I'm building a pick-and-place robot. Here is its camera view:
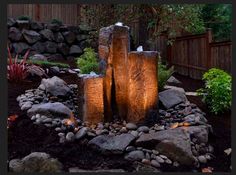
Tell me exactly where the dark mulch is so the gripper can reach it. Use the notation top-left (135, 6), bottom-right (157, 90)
top-left (8, 72), bottom-right (231, 172)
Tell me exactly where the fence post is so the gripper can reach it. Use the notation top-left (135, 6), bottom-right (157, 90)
top-left (206, 28), bottom-right (212, 69)
top-left (35, 4), bottom-right (40, 21)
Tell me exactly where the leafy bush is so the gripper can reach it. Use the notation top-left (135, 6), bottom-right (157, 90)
top-left (197, 68), bottom-right (232, 114)
top-left (7, 46), bottom-right (30, 83)
top-left (17, 15), bottom-right (31, 21)
top-left (27, 59), bottom-right (69, 68)
top-left (76, 47), bottom-right (99, 74)
top-left (158, 62), bottom-right (174, 90)
top-left (51, 18), bottom-right (63, 25)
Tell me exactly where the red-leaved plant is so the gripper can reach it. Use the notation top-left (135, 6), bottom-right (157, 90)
top-left (7, 46), bottom-right (30, 82)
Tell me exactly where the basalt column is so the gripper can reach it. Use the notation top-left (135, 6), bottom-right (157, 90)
top-left (127, 51), bottom-right (158, 123)
top-left (98, 25), bottom-right (130, 121)
top-left (81, 76), bottom-right (104, 124)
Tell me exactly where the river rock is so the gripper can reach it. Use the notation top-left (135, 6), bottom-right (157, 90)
top-left (22, 29), bottom-right (41, 44)
top-left (125, 150), bottom-right (145, 161)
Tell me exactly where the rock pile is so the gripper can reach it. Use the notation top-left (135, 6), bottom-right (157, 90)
top-left (7, 18), bottom-right (98, 61)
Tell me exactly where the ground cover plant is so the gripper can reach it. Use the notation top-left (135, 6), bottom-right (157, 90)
top-left (197, 68), bottom-right (232, 114)
top-left (158, 62), bottom-right (174, 90)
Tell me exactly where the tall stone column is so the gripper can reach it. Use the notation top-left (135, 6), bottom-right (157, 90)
top-left (127, 51), bottom-right (158, 123)
top-left (98, 25), bottom-right (130, 121)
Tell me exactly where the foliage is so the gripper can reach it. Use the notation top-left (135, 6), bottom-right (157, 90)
top-left (7, 46), bottom-right (30, 83)
top-left (51, 18), bottom-right (63, 25)
top-left (201, 4), bottom-right (232, 41)
top-left (27, 59), bottom-right (69, 68)
top-left (197, 68), bottom-right (232, 114)
top-left (158, 62), bottom-right (174, 90)
top-left (76, 47), bottom-right (99, 74)
top-left (17, 15), bottom-right (31, 21)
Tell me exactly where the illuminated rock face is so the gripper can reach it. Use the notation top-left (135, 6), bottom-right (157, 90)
top-left (98, 25), bottom-right (158, 123)
top-left (127, 51), bottom-right (158, 123)
top-left (82, 76), bottom-right (104, 124)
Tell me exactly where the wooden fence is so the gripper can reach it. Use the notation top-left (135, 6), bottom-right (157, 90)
top-left (158, 29), bottom-right (232, 79)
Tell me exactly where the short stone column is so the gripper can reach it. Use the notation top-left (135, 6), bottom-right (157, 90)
top-left (127, 51), bottom-right (158, 123)
top-left (81, 76), bottom-right (104, 124)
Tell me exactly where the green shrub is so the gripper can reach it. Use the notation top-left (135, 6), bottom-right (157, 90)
top-left (197, 68), bottom-right (232, 114)
top-left (17, 15), bottom-right (31, 21)
top-left (158, 62), bottom-right (174, 90)
top-left (76, 47), bottom-right (99, 74)
top-left (27, 59), bottom-right (69, 68)
top-left (51, 18), bottom-right (63, 25)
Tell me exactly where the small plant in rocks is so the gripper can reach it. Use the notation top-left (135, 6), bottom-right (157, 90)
top-left (76, 47), bottom-right (99, 74)
top-left (51, 18), bottom-right (63, 26)
top-left (7, 46), bottom-right (30, 83)
top-left (158, 62), bottom-right (174, 90)
top-left (17, 15), bottom-right (31, 21)
top-left (197, 68), bottom-right (232, 114)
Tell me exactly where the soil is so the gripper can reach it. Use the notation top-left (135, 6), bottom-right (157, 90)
top-left (8, 72), bottom-right (231, 172)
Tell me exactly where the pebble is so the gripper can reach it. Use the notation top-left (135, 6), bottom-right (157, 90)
top-left (126, 123), bottom-right (137, 130)
top-left (75, 127), bottom-right (88, 140)
top-left (151, 160), bottom-right (161, 168)
top-left (141, 159), bottom-right (151, 165)
top-left (21, 102), bottom-right (32, 110)
top-left (66, 132), bottom-right (75, 142)
top-left (137, 126), bottom-right (149, 133)
top-left (120, 127), bottom-right (128, 133)
top-left (35, 114), bottom-right (41, 119)
top-left (155, 156), bottom-right (165, 163)
top-left (198, 155), bottom-right (207, 163)
top-left (173, 161), bottom-right (180, 167)
top-left (152, 150), bottom-right (159, 155)
top-left (58, 133), bottom-right (65, 137)
top-left (150, 153), bottom-right (156, 159)
top-left (165, 158), bottom-right (172, 164)
top-left (126, 146), bottom-right (135, 152)
top-left (145, 152), bottom-right (151, 160)
top-left (31, 115), bottom-right (36, 120)
top-left (159, 155), bottom-right (167, 159)
top-left (59, 137), bottom-right (66, 143)
top-left (43, 118), bottom-right (52, 123)
top-left (44, 124), bottom-right (52, 127)
top-left (55, 127), bottom-right (62, 132)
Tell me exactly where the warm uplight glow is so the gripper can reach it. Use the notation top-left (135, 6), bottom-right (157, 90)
top-left (7, 114), bottom-right (18, 129)
top-left (170, 122), bottom-right (179, 129)
top-left (64, 112), bottom-right (78, 127)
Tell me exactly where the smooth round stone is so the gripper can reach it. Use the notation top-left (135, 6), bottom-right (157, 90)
top-left (137, 126), bottom-right (149, 133)
top-left (143, 149), bottom-right (152, 153)
top-left (75, 127), bottom-right (88, 140)
top-left (142, 159), bottom-right (151, 165)
top-left (43, 118), bottom-right (52, 123)
top-left (173, 161), bottom-right (180, 167)
top-left (21, 102), bottom-right (32, 110)
top-left (154, 125), bottom-right (165, 131)
top-left (150, 153), bottom-right (156, 159)
top-left (58, 132), bottom-right (65, 137)
top-left (165, 159), bottom-right (172, 164)
top-left (126, 123), bottom-right (137, 130)
top-left (35, 118), bottom-right (42, 123)
top-left (44, 123), bottom-right (52, 127)
top-left (31, 115), bottom-right (36, 120)
top-left (145, 152), bottom-right (151, 160)
top-left (87, 131), bottom-right (96, 137)
top-left (41, 115), bottom-right (48, 120)
top-left (95, 129), bottom-right (103, 135)
top-left (155, 156), bottom-right (165, 163)
top-left (152, 150), bottom-right (159, 155)
top-left (120, 127), bottom-right (128, 133)
top-left (130, 130), bottom-right (139, 137)
top-left (159, 155), bottom-right (167, 159)
top-left (151, 160), bottom-right (161, 168)
top-left (55, 127), bottom-right (62, 132)
top-left (137, 147), bottom-right (143, 150)
top-left (97, 123), bottom-right (104, 130)
top-left (35, 114), bottom-right (41, 119)
top-left (126, 146), bottom-right (136, 152)
top-left (66, 132), bottom-right (75, 142)
top-left (59, 137), bottom-right (66, 143)
top-left (198, 155), bottom-right (207, 163)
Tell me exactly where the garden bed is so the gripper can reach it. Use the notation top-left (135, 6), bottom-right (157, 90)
top-left (8, 72), bottom-right (231, 172)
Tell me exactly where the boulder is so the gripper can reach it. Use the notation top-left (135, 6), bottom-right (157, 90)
top-left (58, 43), bottom-right (69, 55)
top-left (62, 31), bottom-right (76, 44)
top-left (32, 42), bottom-right (45, 53)
top-left (9, 152), bottom-right (62, 172)
top-left (40, 29), bottom-right (55, 41)
top-left (27, 102), bottom-right (72, 118)
top-left (8, 27), bottom-right (22, 41)
top-left (30, 21), bottom-right (44, 30)
top-left (159, 88), bottom-right (188, 109)
top-left (30, 54), bottom-right (47, 61)
top-left (136, 127), bottom-right (196, 166)
top-left (22, 29), bottom-right (41, 44)
top-left (76, 34), bottom-right (89, 42)
top-left (7, 18), bottom-right (16, 27)
top-left (88, 133), bottom-right (135, 154)
top-left (44, 41), bottom-right (57, 53)
top-left (12, 42), bottom-right (30, 54)
top-left (54, 32), bottom-right (65, 43)
top-left (69, 45), bottom-right (83, 55)
top-left (47, 23), bottom-right (60, 32)
top-left (47, 54), bottom-right (64, 61)
top-left (16, 20), bottom-right (30, 30)
top-left (167, 76), bottom-right (182, 85)
top-left (41, 76), bottom-right (71, 97)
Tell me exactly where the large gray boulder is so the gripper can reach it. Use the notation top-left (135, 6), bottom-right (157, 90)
top-left (12, 42), bottom-right (30, 54)
top-left (40, 29), bottom-right (55, 41)
top-left (9, 152), bottom-right (63, 172)
top-left (32, 42), bottom-right (45, 53)
top-left (58, 43), bottom-right (69, 55)
top-left (8, 27), bottom-right (22, 41)
top-left (44, 41), bottom-right (57, 53)
top-left (88, 133), bottom-right (135, 154)
top-left (62, 31), bottom-right (76, 44)
top-left (136, 127), bottom-right (195, 166)
top-left (22, 29), bottom-right (41, 44)
top-left (41, 76), bottom-right (71, 97)
top-left (54, 32), bottom-right (65, 43)
top-left (159, 88), bottom-right (188, 109)
top-left (124, 150), bottom-right (145, 161)
top-left (69, 45), bottom-right (83, 55)
top-left (27, 102), bottom-right (72, 118)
